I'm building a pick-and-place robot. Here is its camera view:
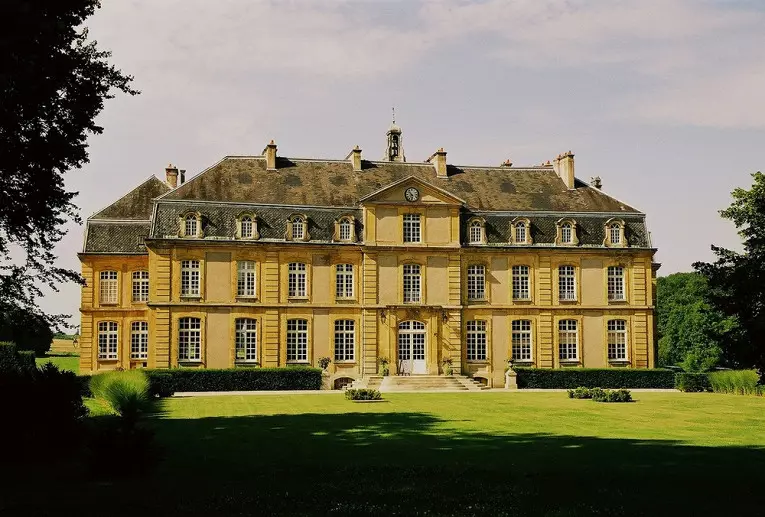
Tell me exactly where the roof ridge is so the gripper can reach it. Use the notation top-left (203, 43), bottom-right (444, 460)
top-left (89, 175), bottom-right (166, 220)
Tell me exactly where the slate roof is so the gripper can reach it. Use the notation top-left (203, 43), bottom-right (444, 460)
top-left (91, 176), bottom-right (170, 220)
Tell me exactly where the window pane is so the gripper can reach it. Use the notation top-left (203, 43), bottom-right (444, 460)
top-left (610, 224), bottom-right (621, 244)
top-left (287, 319), bottom-right (308, 361)
top-left (467, 264), bottom-right (485, 301)
top-left (130, 321), bottom-right (149, 359)
top-left (334, 319), bottom-right (355, 362)
top-left (181, 260), bottom-right (200, 296)
top-left (558, 319), bottom-right (578, 361)
top-left (561, 223), bottom-right (572, 243)
top-left (178, 317), bottom-right (201, 361)
top-left (403, 214), bottom-right (421, 243)
top-left (515, 223), bottom-right (526, 243)
top-left (241, 216), bottom-right (253, 238)
top-left (558, 265), bottom-right (576, 301)
top-left (235, 318), bottom-right (258, 362)
top-left (288, 262), bottom-right (307, 297)
top-left (607, 319), bottom-right (627, 360)
top-left (512, 265), bottom-right (530, 300)
top-left (469, 221), bottom-right (483, 243)
top-left (607, 266), bottom-right (625, 301)
top-left (466, 320), bottom-right (487, 361)
top-left (335, 264), bottom-right (354, 299)
top-left (100, 271), bottom-right (118, 304)
top-left (98, 321), bottom-right (118, 360)
top-left (292, 217), bottom-right (304, 240)
top-left (132, 271), bottom-right (149, 302)
top-left (511, 320), bottom-right (532, 361)
top-left (403, 264), bottom-right (421, 303)
top-left (185, 215), bottom-right (197, 237)
top-left (237, 261), bottom-right (257, 297)
top-left (339, 219), bottom-right (352, 241)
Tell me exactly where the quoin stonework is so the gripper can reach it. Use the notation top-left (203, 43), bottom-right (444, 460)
top-left (78, 122), bottom-right (658, 387)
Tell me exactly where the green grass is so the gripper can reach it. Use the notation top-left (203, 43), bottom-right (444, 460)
top-left (9, 392), bottom-right (765, 516)
top-left (34, 353), bottom-right (79, 373)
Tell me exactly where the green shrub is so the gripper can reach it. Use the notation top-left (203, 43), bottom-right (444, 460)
top-left (592, 388), bottom-right (633, 403)
top-left (514, 367), bottom-right (675, 389)
top-left (567, 386), bottom-right (594, 399)
top-left (345, 388), bottom-right (382, 401)
top-left (675, 372), bottom-right (711, 392)
top-left (16, 350), bottom-right (36, 373)
top-left (148, 372), bottom-right (175, 397)
top-left (708, 370), bottom-right (761, 395)
top-left (144, 367), bottom-right (322, 392)
top-left (90, 370), bottom-right (151, 424)
top-left (0, 341), bottom-right (22, 374)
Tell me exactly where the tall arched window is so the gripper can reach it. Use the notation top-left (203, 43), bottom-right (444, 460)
top-left (561, 222), bottom-right (573, 244)
top-left (184, 214), bottom-right (199, 237)
top-left (468, 220), bottom-right (484, 244)
top-left (241, 216), bottom-right (254, 238)
top-left (515, 222), bottom-right (527, 243)
top-left (291, 215), bottom-right (305, 240)
top-left (339, 218), bottom-right (352, 241)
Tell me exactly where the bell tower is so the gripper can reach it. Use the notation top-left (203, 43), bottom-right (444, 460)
top-left (384, 108), bottom-right (406, 162)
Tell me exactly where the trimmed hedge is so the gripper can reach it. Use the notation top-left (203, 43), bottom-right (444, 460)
top-left (144, 367), bottom-right (323, 393)
top-left (0, 341), bottom-right (36, 375)
top-left (345, 388), bottom-right (382, 401)
top-left (514, 367), bottom-right (675, 389)
top-left (675, 372), bottom-right (711, 392)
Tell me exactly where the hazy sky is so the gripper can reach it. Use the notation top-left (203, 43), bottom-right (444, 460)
top-left (44, 0), bottom-right (765, 327)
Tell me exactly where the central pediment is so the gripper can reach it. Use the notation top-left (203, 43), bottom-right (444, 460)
top-left (359, 176), bottom-right (465, 206)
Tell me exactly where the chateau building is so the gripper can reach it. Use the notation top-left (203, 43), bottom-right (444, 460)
top-left (79, 123), bottom-right (658, 387)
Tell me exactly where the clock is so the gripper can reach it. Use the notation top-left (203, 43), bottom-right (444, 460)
top-left (404, 187), bottom-right (419, 202)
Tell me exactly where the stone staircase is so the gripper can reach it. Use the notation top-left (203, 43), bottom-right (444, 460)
top-left (348, 375), bottom-right (489, 392)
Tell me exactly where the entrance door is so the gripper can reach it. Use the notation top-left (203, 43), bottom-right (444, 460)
top-left (398, 321), bottom-right (427, 374)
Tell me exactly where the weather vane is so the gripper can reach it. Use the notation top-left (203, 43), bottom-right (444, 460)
top-left (392, 106), bottom-right (395, 124)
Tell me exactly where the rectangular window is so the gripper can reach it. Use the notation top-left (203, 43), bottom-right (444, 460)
top-left (100, 271), bottom-right (118, 304)
top-left (178, 317), bottom-right (202, 361)
top-left (181, 260), bottom-right (200, 297)
top-left (334, 320), bottom-right (355, 362)
top-left (237, 261), bottom-right (257, 297)
top-left (610, 225), bottom-right (621, 244)
top-left (558, 265), bottom-right (576, 301)
top-left (97, 321), bottom-right (118, 360)
top-left (466, 320), bottom-right (487, 361)
top-left (403, 213), bottom-right (421, 243)
top-left (235, 318), bottom-right (258, 362)
top-left (515, 223), bottom-right (527, 243)
top-left (339, 219), bottom-right (352, 241)
top-left (403, 264), bottom-right (421, 303)
top-left (130, 321), bottom-right (149, 360)
top-left (132, 271), bottom-right (149, 303)
top-left (467, 264), bottom-right (486, 301)
top-left (287, 319), bottom-right (308, 362)
top-left (335, 264), bottom-right (354, 299)
top-left (511, 320), bottom-right (532, 362)
top-left (512, 265), bottom-right (530, 300)
top-left (607, 266), bottom-right (625, 301)
top-left (288, 262), bottom-right (307, 298)
top-left (607, 319), bottom-right (628, 361)
top-left (558, 319), bottom-right (578, 361)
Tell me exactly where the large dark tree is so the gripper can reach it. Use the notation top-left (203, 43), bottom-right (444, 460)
top-left (0, 1), bottom-right (136, 331)
top-left (694, 172), bottom-right (765, 381)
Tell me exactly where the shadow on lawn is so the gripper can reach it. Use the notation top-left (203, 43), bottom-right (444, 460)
top-left (7, 409), bottom-right (765, 516)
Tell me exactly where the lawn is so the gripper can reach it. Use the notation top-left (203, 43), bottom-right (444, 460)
top-left (10, 392), bottom-right (765, 516)
top-left (35, 353), bottom-right (79, 373)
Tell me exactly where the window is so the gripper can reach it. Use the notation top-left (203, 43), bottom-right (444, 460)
top-left (97, 321), bottom-right (118, 360)
top-left (403, 264), bottom-right (421, 303)
top-left (334, 320), bottom-right (355, 362)
top-left (237, 261), bottom-right (257, 297)
top-left (467, 264), bottom-right (486, 301)
top-left (184, 214), bottom-right (198, 237)
top-left (181, 260), bottom-right (200, 297)
top-left (339, 218), bottom-right (352, 241)
top-left (291, 216), bottom-right (305, 240)
top-left (512, 265), bottom-right (530, 300)
top-left (558, 265), bottom-right (576, 301)
top-left (132, 271), bottom-right (149, 302)
top-left (287, 319), bottom-right (308, 362)
top-left (561, 222), bottom-right (573, 244)
top-left (335, 264), bottom-right (354, 299)
top-left (610, 223), bottom-right (621, 245)
top-left (288, 262), bottom-right (307, 298)
top-left (515, 222), bottom-right (527, 243)
top-left (178, 317), bottom-right (202, 362)
top-left (466, 320), bottom-right (487, 361)
top-left (100, 271), bottom-right (118, 304)
top-left (130, 321), bottom-right (148, 360)
top-left (240, 215), bottom-right (254, 239)
top-left (607, 266), bottom-right (625, 301)
top-left (235, 318), bottom-right (258, 362)
top-left (558, 319), bottom-right (578, 361)
top-left (511, 320), bottom-right (532, 362)
top-left (607, 319), bottom-right (628, 361)
top-left (468, 220), bottom-right (484, 244)
top-left (403, 213), bottom-right (421, 243)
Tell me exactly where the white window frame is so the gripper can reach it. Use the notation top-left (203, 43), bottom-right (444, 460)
top-left (339, 218), bottom-right (353, 241)
top-left (607, 266), bottom-right (626, 301)
top-left (558, 265), bottom-right (576, 301)
top-left (184, 214), bottom-right (199, 237)
top-left (132, 270), bottom-right (149, 303)
top-left (512, 265), bottom-right (531, 301)
top-left (235, 318), bottom-right (258, 363)
top-left (237, 261), bottom-right (257, 298)
top-left (100, 270), bottom-right (118, 305)
top-left (466, 264), bottom-right (486, 301)
top-left (130, 321), bottom-right (149, 360)
top-left (610, 223), bottom-right (621, 245)
top-left (291, 216), bottom-right (305, 240)
top-left (468, 220), bottom-right (484, 244)
top-left (607, 319), bottom-right (628, 361)
top-left (335, 264), bottom-right (354, 299)
top-left (334, 319), bottom-right (355, 362)
top-left (98, 321), bottom-right (118, 360)
top-left (403, 213), bottom-right (421, 243)
top-left (286, 318), bottom-right (308, 362)
top-left (466, 320), bottom-right (487, 362)
top-left (178, 317), bottom-right (202, 362)
top-left (402, 263), bottom-right (421, 303)
top-left (180, 259), bottom-right (201, 297)
top-left (515, 222), bottom-right (527, 244)
top-left (558, 319), bottom-right (578, 362)
top-left (288, 262), bottom-right (307, 298)
top-left (561, 222), bottom-right (573, 244)
top-left (511, 320), bottom-right (532, 362)
top-left (240, 215), bottom-right (254, 239)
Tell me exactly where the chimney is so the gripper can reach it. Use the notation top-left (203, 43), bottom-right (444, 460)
top-left (590, 176), bottom-right (602, 189)
top-left (165, 163), bottom-right (179, 188)
top-left (180, 169), bottom-right (186, 185)
top-left (346, 145), bottom-right (363, 172)
top-left (427, 148), bottom-right (448, 178)
top-left (553, 150), bottom-right (575, 190)
top-left (263, 140), bottom-right (277, 170)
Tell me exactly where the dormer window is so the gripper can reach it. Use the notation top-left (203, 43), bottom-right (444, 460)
top-left (293, 216), bottom-right (304, 239)
top-left (610, 224), bottom-right (620, 244)
top-left (237, 213), bottom-right (259, 240)
top-left (181, 212), bottom-right (201, 238)
top-left (511, 218), bottom-right (532, 245)
top-left (604, 219), bottom-right (626, 247)
top-left (561, 223), bottom-right (572, 243)
top-left (467, 218), bottom-right (485, 245)
top-left (287, 214), bottom-right (309, 241)
top-left (556, 219), bottom-right (578, 246)
top-left (334, 216), bottom-right (356, 242)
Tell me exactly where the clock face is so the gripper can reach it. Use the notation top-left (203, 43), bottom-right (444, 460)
top-left (404, 187), bottom-right (419, 202)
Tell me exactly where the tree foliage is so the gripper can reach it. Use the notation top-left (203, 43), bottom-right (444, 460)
top-left (694, 171), bottom-right (765, 379)
top-left (0, 1), bottom-right (136, 327)
top-left (656, 272), bottom-right (735, 372)
top-left (0, 307), bottom-right (54, 356)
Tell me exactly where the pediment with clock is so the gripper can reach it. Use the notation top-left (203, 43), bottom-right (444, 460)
top-left (358, 176), bottom-right (465, 207)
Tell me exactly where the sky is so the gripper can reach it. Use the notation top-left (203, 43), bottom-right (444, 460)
top-left (43, 0), bottom-right (765, 327)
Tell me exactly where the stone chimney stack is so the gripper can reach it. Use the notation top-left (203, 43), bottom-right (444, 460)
top-left (263, 140), bottom-right (277, 171)
top-left (590, 176), bottom-right (602, 189)
top-left (180, 169), bottom-right (186, 185)
top-left (348, 145), bottom-right (363, 172)
top-left (427, 148), bottom-right (448, 178)
top-left (553, 151), bottom-right (575, 190)
top-left (165, 163), bottom-right (179, 188)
